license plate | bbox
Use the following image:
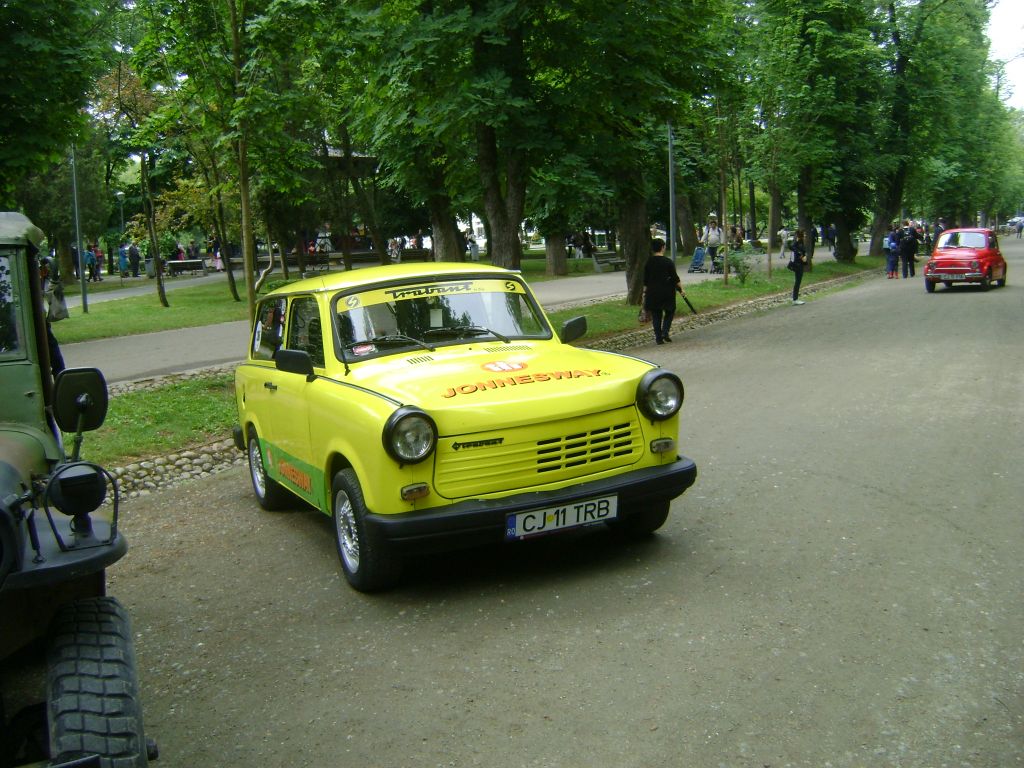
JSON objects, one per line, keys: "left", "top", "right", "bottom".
{"left": 936, "top": 273, "right": 964, "bottom": 280}
{"left": 505, "top": 496, "right": 618, "bottom": 540}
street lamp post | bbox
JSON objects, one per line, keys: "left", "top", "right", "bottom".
{"left": 115, "top": 190, "right": 125, "bottom": 232}
{"left": 70, "top": 145, "right": 87, "bottom": 313}
{"left": 667, "top": 122, "right": 678, "bottom": 264}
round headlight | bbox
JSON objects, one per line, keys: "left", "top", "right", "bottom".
{"left": 637, "top": 370, "right": 683, "bottom": 421}
{"left": 383, "top": 407, "right": 437, "bottom": 464}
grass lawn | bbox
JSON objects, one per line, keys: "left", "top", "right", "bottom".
{"left": 82, "top": 254, "right": 880, "bottom": 467}
{"left": 55, "top": 282, "right": 251, "bottom": 343}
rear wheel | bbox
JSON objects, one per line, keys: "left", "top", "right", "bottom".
{"left": 48, "top": 597, "right": 149, "bottom": 768}
{"left": 995, "top": 268, "right": 1006, "bottom": 288}
{"left": 608, "top": 502, "right": 670, "bottom": 538}
{"left": 332, "top": 469, "right": 401, "bottom": 592}
{"left": 247, "top": 428, "right": 290, "bottom": 510}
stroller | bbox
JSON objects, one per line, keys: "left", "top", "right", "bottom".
{"left": 687, "top": 246, "right": 708, "bottom": 273}
{"left": 709, "top": 247, "right": 724, "bottom": 274}
{"left": 688, "top": 245, "right": 725, "bottom": 274}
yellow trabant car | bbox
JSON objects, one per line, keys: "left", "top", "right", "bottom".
{"left": 233, "top": 263, "right": 697, "bottom": 591}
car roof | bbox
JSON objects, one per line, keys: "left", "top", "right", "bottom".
{"left": 939, "top": 227, "right": 992, "bottom": 235}
{"left": 265, "top": 261, "right": 523, "bottom": 296}
{"left": 0, "top": 212, "right": 45, "bottom": 248}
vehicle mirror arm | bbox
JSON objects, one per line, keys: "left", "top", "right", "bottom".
{"left": 68, "top": 393, "right": 92, "bottom": 462}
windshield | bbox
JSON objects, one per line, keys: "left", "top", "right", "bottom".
{"left": 937, "top": 231, "right": 986, "bottom": 249}
{"left": 0, "top": 253, "right": 22, "bottom": 358}
{"left": 333, "top": 277, "right": 549, "bottom": 359}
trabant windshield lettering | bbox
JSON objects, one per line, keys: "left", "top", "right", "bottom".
{"left": 335, "top": 278, "right": 546, "bottom": 360}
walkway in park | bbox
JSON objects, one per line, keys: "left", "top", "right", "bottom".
{"left": 61, "top": 252, "right": 763, "bottom": 383}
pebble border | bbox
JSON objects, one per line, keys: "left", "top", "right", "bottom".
{"left": 106, "top": 270, "right": 878, "bottom": 498}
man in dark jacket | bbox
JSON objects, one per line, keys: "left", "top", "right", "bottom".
{"left": 899, "top": 220, "right": 920, "bottom": 279}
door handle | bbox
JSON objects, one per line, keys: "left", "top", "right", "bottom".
{"left": 263, "top": 381, "right": 278, "bottom": 391}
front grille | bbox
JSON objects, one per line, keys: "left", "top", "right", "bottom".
{"left": 433, "top": 408, "right": 642, "bottom": 498}
{"left": 536, "top": 423, "right": 634, "bottom": 472}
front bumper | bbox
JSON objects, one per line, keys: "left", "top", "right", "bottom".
{"left": 366, "top": 456, "right": 697, "bottom": 554}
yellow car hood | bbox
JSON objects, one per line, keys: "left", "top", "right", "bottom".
{"left": 340, "top": 343, "right": 656, "bottom": 435}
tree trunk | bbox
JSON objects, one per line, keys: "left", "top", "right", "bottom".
{"left": 619, "top": 178, "right": 649, "bottom": 306}
{"left": 768, "top": 182, "right": 782, "bottom": 251}
{"left": 747, "top": 179, "right": 757, "bottom": 241}
{"left": 476, "top": 124, "right": 525, "bottom": 270}
{"left": 833, "top": 218, "right": 857, "bottom": 262}
{"left": 676, "top": 194, "right": 697, "bottom": 263}
{"left": 237, "top": 134, "right": 257, "bottom": 318}
{"left": 428, "top": 195, "right": 462, "bottom": 262}
{"left": 797, "top": 165, "right": 814, "bottom": 271}
{"left": 544, "top": 232, "right": 568, "bottom": 276}
{"left": 139, "top": 150, "right": 169, "bottom": 308}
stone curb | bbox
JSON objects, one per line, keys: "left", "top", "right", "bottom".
{"left": 107, "top": 269, "right": 878, "bottom": 497}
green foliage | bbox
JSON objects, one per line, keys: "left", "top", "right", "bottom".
{"left": 727, "top": 251, "right": 753, "bottom": 285}
{"left": 0, "top": 0, "right": 117, "bottom": 205}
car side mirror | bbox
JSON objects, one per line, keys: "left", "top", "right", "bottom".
{"left": 275, "top": 349, "right": 316, "bottom": 381}
{"left": 53, "top": 368, "right": 109, "bottom": 433}
{"left": 559, "top": 316, "right": 587, "bottom": 344}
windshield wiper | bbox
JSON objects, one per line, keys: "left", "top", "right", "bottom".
{"left": 424, "top": 325, "right": 511, "bottom": 343}
{"left": 350, "top": 334, "right": 435, "bottom": 352}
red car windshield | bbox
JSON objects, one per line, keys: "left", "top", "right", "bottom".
{"left": 937, "top": 231, "right": 986, "bottom": 249}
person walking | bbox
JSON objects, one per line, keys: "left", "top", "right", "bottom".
{"left": 899, "top": 219, "right": 920, "bottom": 279}
{"left": 790, "top": 229, "right": 808, "bottom": 305}
{"left": 642, "top": 238, "right": 684, "bottom": 345}
{"left": 118, "top": 241, "right": 129, "bottom": 277}
{"left": 128, "top": 241, "right": 141, "bottom": 277}
{"left": 885, "top": 224, "right": 900, "bottom": 278}
{"left": 700, "top": 214, "right": 724, "bottom": 271}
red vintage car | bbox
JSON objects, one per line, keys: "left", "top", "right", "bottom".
{"left": 923, "top": 227, "right": 1007, "bottom": 292}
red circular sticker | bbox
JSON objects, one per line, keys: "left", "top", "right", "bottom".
{"left": 482, "top": 361, "right": 527, "bottom": 372}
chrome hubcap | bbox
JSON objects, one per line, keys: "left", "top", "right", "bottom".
{"left": 334, "top": 490, "right": 360, "bottom": 573}
{"left": 248, "top": 439, "right": 267, "bottom": 498}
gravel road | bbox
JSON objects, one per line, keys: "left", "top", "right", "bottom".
{"left": 86, "top": 241, "right": 1024, "bottom": 766}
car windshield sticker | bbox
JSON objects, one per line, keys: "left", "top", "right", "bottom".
{"left": 346, "top": 279, "right": 526, "bottom": 309}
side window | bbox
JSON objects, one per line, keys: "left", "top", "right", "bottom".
{"left": 0, "top": 255, "right": 20, "bottom": 357}
{"left": 286, "top": 296, "right": 325, "bottom": 367}
{"left": 252, "top": 298, "right": 286, "bottom": 361}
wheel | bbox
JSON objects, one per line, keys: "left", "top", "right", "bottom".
{"left": 978, "top": 272, "right": 991, "bottom": 291}
{"left": 332, "top": 469, "right": 401, "bottom": 592}
{"left": 995, "top": 268, "right": 1006, "bottom": 288}
{"left": 925, "top": 279, "right": 935, "bottom": 293}
{"left": 247, "top": 428, "right": 290, "bottom": 510}
{"left": 47, "top": 597, "right": 149, "bottom": 768}
{"left": 607, "top": 501, "right": 670, "bottom": 537}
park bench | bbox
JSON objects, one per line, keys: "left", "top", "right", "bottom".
{"left": 166, "top": 258, "right": 207, "bottom": 276}
{"left": 591, "top": 250, "right": 626, "bottom": 272}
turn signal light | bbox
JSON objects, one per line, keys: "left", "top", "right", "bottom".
{"left": 401, "top": 483, "right": 430, "bottom": 501}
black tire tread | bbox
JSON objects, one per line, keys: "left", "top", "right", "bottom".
{"left": 47, "top": 596, "right": 148, "bottom": 768}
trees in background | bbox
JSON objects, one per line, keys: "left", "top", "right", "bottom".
{"left": 4, "top": 0, "right": 1024, "bottom": 315}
